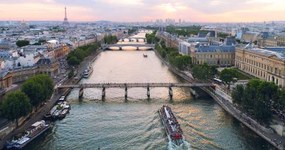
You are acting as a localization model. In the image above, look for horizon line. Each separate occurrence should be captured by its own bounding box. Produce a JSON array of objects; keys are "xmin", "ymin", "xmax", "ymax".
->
[{"xmin": 0, "ymin": 19, "xmax": 285, "ymax": 24}]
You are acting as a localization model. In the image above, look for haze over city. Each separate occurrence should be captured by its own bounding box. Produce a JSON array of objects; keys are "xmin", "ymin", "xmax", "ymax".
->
[{"xmin": 1, "ymin": 0, "xmax": 285, "ymax": 22}]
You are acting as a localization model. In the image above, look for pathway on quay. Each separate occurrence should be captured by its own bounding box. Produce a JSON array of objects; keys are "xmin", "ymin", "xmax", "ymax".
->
[
  {"xmin": 0, "ymin": 50, "xmax": 102, "ymax": 149},
  {"xmin": 154, "ymin": 49, "xmax": 285, "ymax": 150},
  {"xmin": 204, "ymin": 87, "xmax": 285, "ymax": 150}
]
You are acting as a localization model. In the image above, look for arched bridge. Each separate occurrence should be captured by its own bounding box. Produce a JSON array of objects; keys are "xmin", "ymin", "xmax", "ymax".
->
[
  {"xmin": 56, "ymin": 82, "xmax": 215, "ymax": 100},
  {"xmin": 120, "ymin": 37, "xmax": 146, "ymax": 42},
  {"xmin": 102, "ymin": 44, "xmax": 155, "ymax": 50}
]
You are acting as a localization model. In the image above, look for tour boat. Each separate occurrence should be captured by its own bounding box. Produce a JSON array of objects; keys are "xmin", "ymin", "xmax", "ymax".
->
[
  {"xmin": 158, "ymin": 105, "xmax": 184, "ymax": 146},
  {"xmin": 82, "ymin": 66, "xmax": 93, "ymax": 78},
  {"xmin": 6, "ymin": 120, "xmax": 51, "ymax": 149},
  {"xmin": 143, "ymin": 54, "xmax": 148, "ymax": 58}
]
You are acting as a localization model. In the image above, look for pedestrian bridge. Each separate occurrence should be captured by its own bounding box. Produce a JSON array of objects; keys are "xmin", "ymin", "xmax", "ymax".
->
[
  {"xmin": 56, "ymin": 82, "xmax": 215, "ymax": 100},
  {"xmin": 102, "ymin": 44, "xmax": 155, "ymax": 50},
  {"xmin": 57, "ymin": 82, "xmax": 214, "ymax": 89}
]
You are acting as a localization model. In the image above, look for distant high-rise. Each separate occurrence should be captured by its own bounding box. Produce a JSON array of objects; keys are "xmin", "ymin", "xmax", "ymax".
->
[{"xmin": 63, "ymin": 6, "xmax": 69, "ymax": 26}]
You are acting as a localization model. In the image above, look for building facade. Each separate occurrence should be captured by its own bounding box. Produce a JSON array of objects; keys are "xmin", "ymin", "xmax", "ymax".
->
[
  {"xmin": 0, "ymin": 71, "xmax": 13, "ymax": 89},
  {"xmin": 36, "ymin": 57, "xmax": 59, "ymax": 77},
  {"xmin": 53, "ymin": 45, "xmax": 70, "ymax": 59},
  {"xmin": 157, "ymin": 31, "xmax": 181, "ymax": 49},
  {"xmin": 257, "ymin": 36, "xmax": 285, "ymax": 47},
  {"xmin": 235, "ymin": 46, "xmax": 285, "ymax": 87},
  {"xmin": 190, "ymin": 45, "xmax": 235, "ymax": 67},
  {"xmin": 178, "ymin": 41, "xmax": 191, "ymax": 55},
  {"xmin": 12, "ymin": 57, "xmax": 59, "ymax": 83},
  {"xmin": 12, "ymin": 67, "xmax": 38, "ymax": 83}
]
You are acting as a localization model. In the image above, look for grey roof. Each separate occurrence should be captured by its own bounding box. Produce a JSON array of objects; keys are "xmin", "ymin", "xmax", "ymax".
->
[
  {"xmin": 36, "ymin": 57, "xmax": 55, "ymax": 65},
  {"xmin": 224, "ymin": 37, "xmax": 236, "ymax": 46},
  {"xmin": 259, "ymin": 32, "xmax": 270, "ymax": 39},
  {"xmin": 196, "ymin": 45, "xmax": 235, "ymax": 53},
  {"xmin": 0, "ymin": 51, "xmax": 11, "ymax": 59},
  {"xmin": 0, "ymin": 39, "xmax": 9, "ymax": 45},
  {"xmin": 187, "ymin": 37, "xmax": 208, "ymax": 43},
  {"xmin": 0, "ymin": 70, "xmax": 9, "ymax": 78},
  {"xmin": 247, "ymin": 47, "xmax": 285, "ymax": 60}
]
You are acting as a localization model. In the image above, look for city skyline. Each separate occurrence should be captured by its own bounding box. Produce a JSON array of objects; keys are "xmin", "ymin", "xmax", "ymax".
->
[{"xmin": 0, "ymin": 0, "xmax": 285, "ymax": 22}]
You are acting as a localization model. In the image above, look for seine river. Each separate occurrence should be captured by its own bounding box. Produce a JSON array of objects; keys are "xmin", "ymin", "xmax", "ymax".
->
[{"xmin": 26, "ymin": 34, "xmax": 274, "ymax": 150}]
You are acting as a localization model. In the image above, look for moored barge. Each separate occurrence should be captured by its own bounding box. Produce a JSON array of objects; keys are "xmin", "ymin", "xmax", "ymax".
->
[{"xmin": 6, "ymin": 120, "xmax": 51, "ymax": 149}]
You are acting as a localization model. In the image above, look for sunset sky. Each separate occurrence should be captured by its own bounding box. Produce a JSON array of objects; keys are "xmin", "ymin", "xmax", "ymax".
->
[{"xmin": 0, "ymin": 0, "xmax": 285, "ymax": 22}]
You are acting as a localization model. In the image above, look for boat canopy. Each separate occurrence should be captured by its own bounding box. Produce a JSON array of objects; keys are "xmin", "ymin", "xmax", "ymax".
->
[{"xmin": 31, "ymin": 120, "xmax": 45, "ymax": 127}]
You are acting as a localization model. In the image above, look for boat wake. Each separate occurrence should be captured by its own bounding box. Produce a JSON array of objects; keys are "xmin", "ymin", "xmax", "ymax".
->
[{"xmin": 167, "ymin": 136, "xmax": 191, "ymax": 150}]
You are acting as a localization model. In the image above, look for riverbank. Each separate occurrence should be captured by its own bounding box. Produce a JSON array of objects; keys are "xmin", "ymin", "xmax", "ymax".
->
[
  {"xmin": 153, "ymin": 49, "xmax": 285, "ymax": 150},
  {"xmin": 0, "ymin": 49, "xmax": 102, "ymax": 150}
]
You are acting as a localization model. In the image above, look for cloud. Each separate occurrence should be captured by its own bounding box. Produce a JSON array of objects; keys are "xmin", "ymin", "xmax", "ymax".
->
[{"xmin": 0, "ymin": 0, "xmax": 284, "ymax": 22}]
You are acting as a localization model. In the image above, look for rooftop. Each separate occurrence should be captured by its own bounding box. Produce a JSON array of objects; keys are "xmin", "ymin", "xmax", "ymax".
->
[
  {"xmin": 196, "ymin": 45, "xmax": 235, "ymax": 53},
  {"xmin": 246, "ymin": 47, "xmax": 285, "ymax": 60}
]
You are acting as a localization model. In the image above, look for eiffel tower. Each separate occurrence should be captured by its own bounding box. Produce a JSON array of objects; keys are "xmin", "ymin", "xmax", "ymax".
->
[{"xmin": 63, "ymin": 6, "xmax": 69, "ymax": 26}]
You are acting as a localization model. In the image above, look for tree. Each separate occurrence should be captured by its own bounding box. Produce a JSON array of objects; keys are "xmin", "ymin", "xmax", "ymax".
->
[
  {"xmin": 128, "ymin": 29, "xmax": 137, "ymax": 35},
  {"xmin": 220, "ymin": 68, "xmax": 237, "ymax": 88},
  {"xmin": 253, "ymin": 95, "xmax": 272, "ymax": 123},
  {"xmin": 1, "ymin": 91, "xmax": 32, "ymax": 126},
  {"xmin": 275, "ymin": 89, "xmax": 285, "ymax": 110},
  {"xmin": 22, "ymin": 74, "xmax": 54, "ymax": 106},
  {"xmin": 172, "ymin": 55, "xmax": 192, "ymax": 70},
  {"xmin": 217, "ymin": 32, "xmax": 230, "ymax": 38},
  {"xmin": 146, "ymin": 31, "xmax": 158, "ymax": 44},
  {"xmin": 67, "ymin": 56, "xmax": 80, "ymax": 66},
  {"xmin": 16, "ymin": 40, "xmax": 30, "ymax": 47},
  {"xmin": 103, "ymin": 35, "xmax": 117, "ymax": 44},
  {"xmin": 66, "ymin": 42, "xmax": 99, "ymax": 67},
  {"xmin": 232, "ymin": 85, "xmax": 244, "ymax": 105},
  {"xmin": 192, "ymin": 64, "xmax": 216, "ymax": 81},
  {"xmin": 166, "ymin": 26, "xmax": 201, "ymax": 36},
  {"xmin": 231, "ymin": 79, "xmax": 278, "ymax": 124},
  {"xmin": 21, "ymin": 80, "xmax": 44, "ymax": 108},
  {"xmin": 32, "ymin": 74, "xmax": 54, "ymax": 100}
]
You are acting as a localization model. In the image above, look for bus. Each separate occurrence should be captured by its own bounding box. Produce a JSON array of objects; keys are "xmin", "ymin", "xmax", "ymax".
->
[{"xmin": 213, "ymin": 78, "xmax": 223, "ymax": 84}]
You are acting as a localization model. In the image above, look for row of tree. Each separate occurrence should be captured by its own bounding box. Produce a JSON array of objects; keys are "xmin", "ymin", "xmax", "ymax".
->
[
  {"xmin": 232, "ymin": 79, "xmax": 285, "ymax": 124},
  {"xmin": 0, "ymin": 74, "xmax": 54, "ymax": 126},
  {"xmin": 127, "ymin": 28, "xmax": 137, "ymax": 35},
  {"xmin": 16, "ymin": 39, "xmax": 48, "ymax": 47},
  {"xmin": 67, "ymin": 42, "xmax": 100, "ymax": 66},
  {"xmin": 146, "ymin": 31, "xmax": 159, "ymax": 44},
  {"xmin": 217, "ymin": 32, "xmax": 230, "ymax": 38},
  {"xmin": 155, "ymin": 42, "xmax": 191, "ymax": 70},
  {"xmin": 166, "ymin": 26, "xmax": 202, "ymax": 37},
  {"xmin": 103, "ymin": 35, "xmax": 118, "ymax": 44},
  {"xmin": 16, "ymin": 40, "xmax": 30, "ymax": 47}
]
